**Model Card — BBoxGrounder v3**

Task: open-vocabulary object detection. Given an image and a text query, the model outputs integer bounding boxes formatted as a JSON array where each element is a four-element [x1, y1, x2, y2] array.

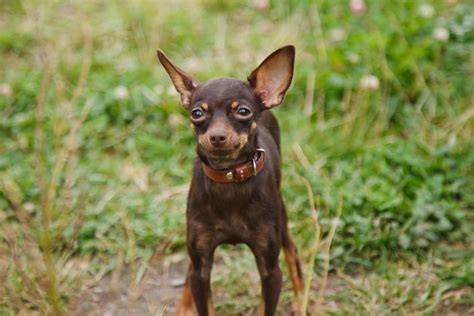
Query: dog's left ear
[[248, 45, 295, 109]]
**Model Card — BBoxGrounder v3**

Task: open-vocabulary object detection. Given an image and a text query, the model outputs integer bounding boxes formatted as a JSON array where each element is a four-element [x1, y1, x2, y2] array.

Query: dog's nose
[[209, 130, 228, 147]]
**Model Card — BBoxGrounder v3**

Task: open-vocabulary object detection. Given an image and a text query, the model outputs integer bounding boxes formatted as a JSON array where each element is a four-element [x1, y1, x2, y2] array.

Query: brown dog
[[157, 46, 304, 316]]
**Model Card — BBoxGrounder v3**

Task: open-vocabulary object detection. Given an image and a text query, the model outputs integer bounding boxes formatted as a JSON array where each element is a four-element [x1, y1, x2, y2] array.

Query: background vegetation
[[0, 0, 472, 314]]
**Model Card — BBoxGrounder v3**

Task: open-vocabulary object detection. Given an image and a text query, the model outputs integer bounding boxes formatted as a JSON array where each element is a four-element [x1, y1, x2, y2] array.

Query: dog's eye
[[236, 106, 252, 118], [191, 108, 204, 121]]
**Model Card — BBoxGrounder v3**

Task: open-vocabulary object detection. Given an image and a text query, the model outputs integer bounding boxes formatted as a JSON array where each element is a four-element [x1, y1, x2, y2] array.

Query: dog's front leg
[[187, 232, 216, 316], [250, 232, 283, 316], [189, 256, 215, 316]]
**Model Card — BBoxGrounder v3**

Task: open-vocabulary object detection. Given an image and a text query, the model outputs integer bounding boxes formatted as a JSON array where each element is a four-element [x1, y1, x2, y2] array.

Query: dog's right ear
[[157, 49, 200, 108]]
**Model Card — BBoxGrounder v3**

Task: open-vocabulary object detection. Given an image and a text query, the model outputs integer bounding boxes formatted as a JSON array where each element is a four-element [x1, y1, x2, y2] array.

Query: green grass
[[0, 0, 473, 314]]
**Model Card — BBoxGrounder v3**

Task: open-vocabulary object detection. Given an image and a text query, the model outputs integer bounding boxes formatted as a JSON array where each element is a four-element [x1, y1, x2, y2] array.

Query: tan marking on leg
[[201, 102, 208, 111], [258, 297, 265, 316], [196, 233, 211, 253], [256, 237, 268, 251], [176, 283, 194, 316], [231, 100, 239, 109], [254, 231, 270, 258]]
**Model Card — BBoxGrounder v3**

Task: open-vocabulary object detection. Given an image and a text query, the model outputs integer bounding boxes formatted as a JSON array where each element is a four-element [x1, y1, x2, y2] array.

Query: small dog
[[157, 46, 304, 316]]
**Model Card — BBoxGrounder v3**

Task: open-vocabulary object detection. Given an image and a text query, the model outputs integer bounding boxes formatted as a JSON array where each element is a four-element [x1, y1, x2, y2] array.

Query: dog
[[157, 45, 304, 316]]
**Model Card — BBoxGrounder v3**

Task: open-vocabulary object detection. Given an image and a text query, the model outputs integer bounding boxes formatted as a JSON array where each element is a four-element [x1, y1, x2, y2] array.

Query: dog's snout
[[209, 129, 228, 147]]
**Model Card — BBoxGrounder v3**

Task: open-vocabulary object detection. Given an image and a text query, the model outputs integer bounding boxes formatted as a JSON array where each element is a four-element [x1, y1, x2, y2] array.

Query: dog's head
[[157, 46, 295, 168]]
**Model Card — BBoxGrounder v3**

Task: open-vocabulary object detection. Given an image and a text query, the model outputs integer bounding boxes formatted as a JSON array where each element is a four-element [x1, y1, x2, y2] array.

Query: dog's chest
[[209, 196, 278, 244], [214, 212, 250, 242]]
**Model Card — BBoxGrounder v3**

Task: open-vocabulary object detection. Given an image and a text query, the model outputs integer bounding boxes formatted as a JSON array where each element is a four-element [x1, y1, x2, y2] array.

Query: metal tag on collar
[[226, 171, 234, 180]]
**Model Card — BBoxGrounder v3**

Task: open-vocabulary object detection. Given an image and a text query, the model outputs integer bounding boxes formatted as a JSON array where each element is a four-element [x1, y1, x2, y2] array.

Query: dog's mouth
[[199, 144, 249, 169], [206, 147, 240, 159], [200, 140, 244, 159]]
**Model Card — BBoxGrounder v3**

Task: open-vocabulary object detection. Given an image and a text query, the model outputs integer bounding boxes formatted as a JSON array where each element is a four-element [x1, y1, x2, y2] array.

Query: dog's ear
[[248, 45, 295, 109], [157, 49, 200, 108]]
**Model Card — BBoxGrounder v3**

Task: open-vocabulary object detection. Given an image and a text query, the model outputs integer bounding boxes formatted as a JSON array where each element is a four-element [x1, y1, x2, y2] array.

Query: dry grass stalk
[[300, 177, 321, 316], [314, 196, 342, 313], [304, 70, 316, 116], [293, 143, 313, 171]]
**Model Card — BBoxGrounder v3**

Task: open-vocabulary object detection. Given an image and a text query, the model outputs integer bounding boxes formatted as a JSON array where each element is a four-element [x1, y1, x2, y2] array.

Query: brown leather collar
[[202, 148, 266, 183]]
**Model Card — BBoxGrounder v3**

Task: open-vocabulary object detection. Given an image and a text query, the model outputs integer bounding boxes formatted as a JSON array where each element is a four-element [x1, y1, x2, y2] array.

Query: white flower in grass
[[360, 75, 380, 90], [419, 4, 435, 18], [433, 27, 450, 42], [23, 202, 35, 212], [0, 83, 12, 98], [114, 85, 129, 100]]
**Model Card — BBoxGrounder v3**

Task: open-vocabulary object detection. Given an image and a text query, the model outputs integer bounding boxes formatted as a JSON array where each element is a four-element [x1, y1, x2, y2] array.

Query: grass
[[0, 0, 473, 314]]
